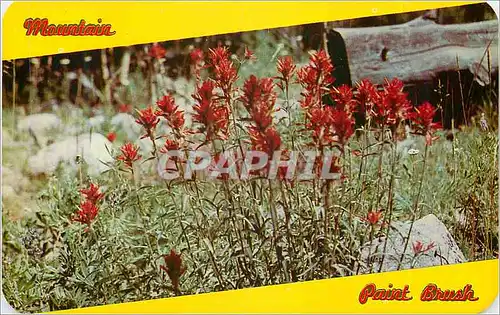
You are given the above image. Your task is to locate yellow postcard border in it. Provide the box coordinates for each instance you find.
[2,1,481,60]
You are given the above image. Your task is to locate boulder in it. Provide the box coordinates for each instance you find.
[358,214,466,274]
[17,113,61,146]
[17,113,61,134]
[27,133,114,177]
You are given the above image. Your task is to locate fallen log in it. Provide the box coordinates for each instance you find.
[331,18,498,86]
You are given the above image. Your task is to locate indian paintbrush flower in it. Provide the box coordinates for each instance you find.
[135,106,160,140]
[149,43,167,59]
[155,94,185,131]
[192,80,230,141]
[409,102,442,145]
[412,240,436,255]
[275,55,296,92]
[160,250,186,294]
[106,132,117,142]
[117,143,142,169]
[366,210,383,225]
[79,183,104,204]
[73,200,99,226]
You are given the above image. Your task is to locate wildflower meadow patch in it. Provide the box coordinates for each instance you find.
[1,1,498,314]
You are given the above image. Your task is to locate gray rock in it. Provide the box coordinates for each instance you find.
[358,214,466,274]
[27,133,114,177]
[17,113,61,134]
[17,113,62,146]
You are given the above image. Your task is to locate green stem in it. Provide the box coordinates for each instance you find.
[397,144,429,270]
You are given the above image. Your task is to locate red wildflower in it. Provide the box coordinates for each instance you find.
[240,75,276,112]
[118,104,132,113]
[159,139,181,154]
[244,46,256,61]
[366,210,383,225]
[306,106,335,146]
[149,43,167,59]
[250,103,274,132]
[240,76,277,133]
[409,102,442,136]
[299,93,319,110]
[412,240,436,255]
[155,95,185,130]
[331,108,355,147]
[297,50,335,96]
[117,142,142,168]
[106,132,117,142]
[135,107,160,139]
[249,127,281,155]
[206,47,237,98]
[189,48,204,65]
[356,79,378,113]
[372,78,411,126]
[160,250,186,293]
[331,84,356,114]
[213,58,238,97]
[73,200,99,226]
[207,47,231,67]
[276,56,296,92]
[192,80,230,140]
[80,183,104,204]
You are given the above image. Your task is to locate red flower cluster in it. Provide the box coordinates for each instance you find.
[241,75,281,155]
[244,46,256,61]
[73,200,99,226]
[240,75,275,111]
[208,47,238,99]
[356,79,378,114]
[408,102,442,145]
[155,94,185,131]
[117,142,142,169]
[160,139,181,153]
[297,50,355,151]
[135,107,160,139]
[275,56,296,92]
[412,240,436,255]
[189,48,205,79]
[303,96,355,149]
[330,85,356,115]
[192,80,230,141]
[189,48,204,65]
[106,132,117,143]
[160,250,186,293]
[73,183,104,227]
[149,43,167,60]
[118,103,132,113]
[297,50,335,98]
[369,78,411,127]
[80,183,104,204]
[250,127,282,155]
[366,209,383,225]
